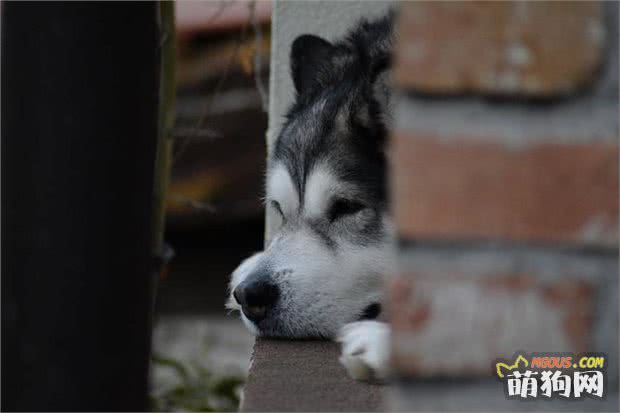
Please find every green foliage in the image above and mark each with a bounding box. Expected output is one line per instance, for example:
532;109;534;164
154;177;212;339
151;354;244;412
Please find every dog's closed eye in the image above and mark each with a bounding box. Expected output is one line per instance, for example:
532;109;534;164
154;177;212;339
329;198;365;222
270;199;285;219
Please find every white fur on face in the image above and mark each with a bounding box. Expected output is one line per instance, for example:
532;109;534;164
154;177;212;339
304;165;338;218
266;162;299;216
262;227;392;337
228;161;394;338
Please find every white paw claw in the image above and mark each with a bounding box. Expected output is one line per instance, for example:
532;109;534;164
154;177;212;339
337;321;390;382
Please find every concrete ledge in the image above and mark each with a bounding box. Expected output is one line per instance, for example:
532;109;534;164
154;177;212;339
241;338;385;412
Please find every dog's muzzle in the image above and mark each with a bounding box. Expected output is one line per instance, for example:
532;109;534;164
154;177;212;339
233;274;280;323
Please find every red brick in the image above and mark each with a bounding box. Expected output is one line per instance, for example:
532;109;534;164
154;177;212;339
391;133;619;247
394;2;604;96
388;274;595;377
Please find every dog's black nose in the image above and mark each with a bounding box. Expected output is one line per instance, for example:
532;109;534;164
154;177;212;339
233;278;279;322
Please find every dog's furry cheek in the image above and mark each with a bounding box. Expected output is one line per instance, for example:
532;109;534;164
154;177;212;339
337;320;391;382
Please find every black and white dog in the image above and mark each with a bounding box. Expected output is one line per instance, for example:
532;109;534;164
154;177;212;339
228;14;394;381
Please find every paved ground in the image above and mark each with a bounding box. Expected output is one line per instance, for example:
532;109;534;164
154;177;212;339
152;315;254;396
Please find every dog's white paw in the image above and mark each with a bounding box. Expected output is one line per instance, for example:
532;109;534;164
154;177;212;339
337;320;390;382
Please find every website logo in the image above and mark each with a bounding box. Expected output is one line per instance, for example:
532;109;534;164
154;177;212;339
494;352;606;400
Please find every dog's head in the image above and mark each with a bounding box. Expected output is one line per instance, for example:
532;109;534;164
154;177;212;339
228;15;394;338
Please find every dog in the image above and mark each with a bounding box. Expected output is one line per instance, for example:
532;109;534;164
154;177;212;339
228;13;395;381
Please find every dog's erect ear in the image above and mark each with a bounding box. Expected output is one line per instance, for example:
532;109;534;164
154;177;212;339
290;34;334;95
371;69;393;125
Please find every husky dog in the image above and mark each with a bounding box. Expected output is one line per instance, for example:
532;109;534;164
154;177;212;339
228;14;394;381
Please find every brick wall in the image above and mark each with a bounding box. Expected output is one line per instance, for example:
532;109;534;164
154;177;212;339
388;2;618;410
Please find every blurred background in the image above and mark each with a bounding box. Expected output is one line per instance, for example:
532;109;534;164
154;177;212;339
150;2;271;411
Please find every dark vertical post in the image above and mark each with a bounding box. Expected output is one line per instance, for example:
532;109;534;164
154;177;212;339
2;2;160;411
